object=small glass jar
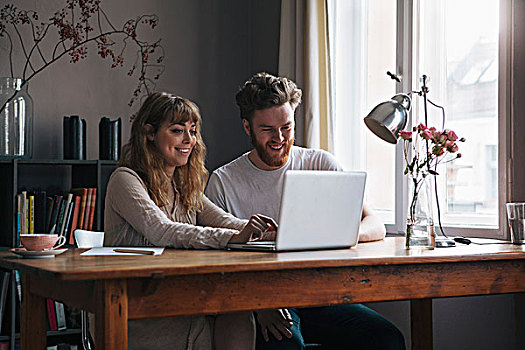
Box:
[406,170,435,250]
[0,77,33,158]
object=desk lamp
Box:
[364,72,456,248]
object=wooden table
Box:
[1,237,525,350]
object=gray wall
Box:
[0,0,280,171]
[1,1,523,349]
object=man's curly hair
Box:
[235,72,302,123]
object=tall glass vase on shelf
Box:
[406,170,435,250]
[0,78,33,159]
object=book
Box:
[63,115,86,160]
[59,193,74,237]
[68,196,81,244]
[65,305,80,329]
[21,191,27,234]
[83,188,94,230]
[48,195,63,234]
[29,194,34,234]
[16,194,23,246]
[99,117,121,160]
[71,188,88,230]
[45,196,54,233]
[55,196,69,236]
[34,190,47,232]
[87,188,97,230]
[46,299,58,331]
[0,272,10,333]
[55,302,67,331]
[62,200,75,242]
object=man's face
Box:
[243,102,295,170]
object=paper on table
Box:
[80,247,164,256]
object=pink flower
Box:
[432,145,444,156]
[400,130,412,140]
[446,141,459,153]
[416,123,428,131]
[445,129,458,141]
[431,132,442,144]
[420,129,432,140]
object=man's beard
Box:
[250,130,294,168]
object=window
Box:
[328,0,506,237]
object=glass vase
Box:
[406,171,435,249]
[0,77,33,159]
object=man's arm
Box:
[358,202,386,242]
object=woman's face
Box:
[148,119,197,171]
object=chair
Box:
[74,229,104,350]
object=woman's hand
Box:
[228,214,278,244]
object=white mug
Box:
[74,230,105,248]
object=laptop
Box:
[226,170,366,252]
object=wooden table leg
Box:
[411,298,433,350]
[94,279,128,350]
[21,273,47,350]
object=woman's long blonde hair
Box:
[120,92,208,214]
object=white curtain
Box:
[327,0,368,171]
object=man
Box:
[205,72,406,349]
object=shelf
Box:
[0,158,117,348]
[0,329,81,340]
[0,159,117,165]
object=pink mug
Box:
[20,234,66,251]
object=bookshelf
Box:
[0,159,117,350]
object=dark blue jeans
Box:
[255,305,406,350]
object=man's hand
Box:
[256,309,293,342]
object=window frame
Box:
[385,0,509,239]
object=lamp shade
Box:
[364,94,411,144]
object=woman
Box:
[104,92,276,350]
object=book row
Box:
[16,188,97,245]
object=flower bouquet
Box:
[400,123,464,249]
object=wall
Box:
[368,295,517,350]
[0,0,280,171]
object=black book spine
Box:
[48,195,63,233]
[34,190,47,233]
[63,116,71,160]
[70,115,82,160]
[99,117,109,160]
[71,115,80,159]
[81,117,86,160]
[111,117,121,160]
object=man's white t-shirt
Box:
[205,146,342,221]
